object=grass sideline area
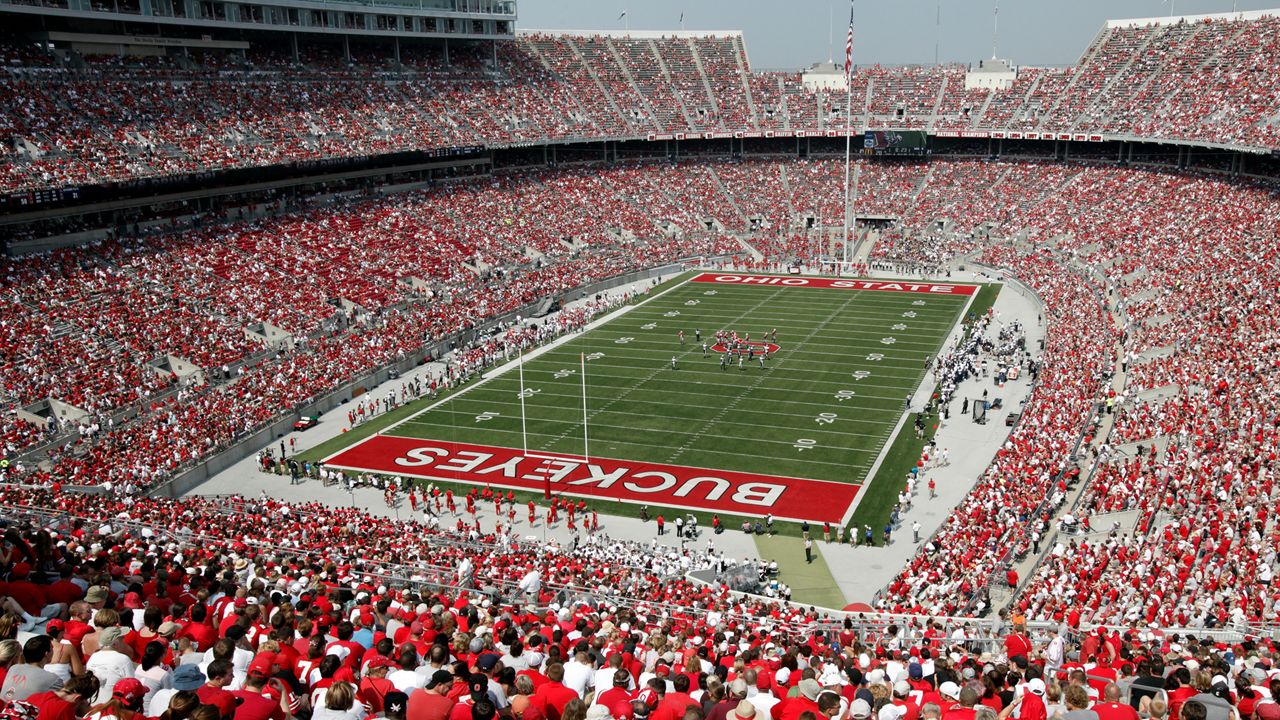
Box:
[296,273,992,539]
[846,281,1002,533]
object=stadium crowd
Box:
[0,489,1275,720]
[7,154,1280,631]
[5,13,1280,191]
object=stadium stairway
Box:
[687,39,723,128]
[602,38,664,133]
[646,39,699,129]
[707,166,751,227]
[997,259,1130,613]
[730,235,764,261]
[732,35,760,128]
[562,37,640,136]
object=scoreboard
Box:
[1,187,81,209]
[863,130,929,157]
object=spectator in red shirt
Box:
[181,604,217,652]
[942,688,979,720]
[408,670,458,720]
[595,670,635,712]
[1003,627,1033,663]
[197,659,240,718]
[358,657,398,713]
[533,664,585,720]
[6,563,57,620]
[1094,684,1139,720]
[43,568,83,608]
[230,669,287,720]
[27,674,99,720]
[1016,680,1049,720]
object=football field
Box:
[324,273,980,525]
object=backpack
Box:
[0,700,40,720]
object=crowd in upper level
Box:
[5,13,1280,192]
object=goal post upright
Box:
[581,351,590,464]
[518,346,528,457]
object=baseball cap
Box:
[247,654,277,678]
[367,656,395,671]
[908,663,923,680]
[98,626,126,647]
[635,688,659,709]
[939,682,961,699]
[173,664,206,691]
[426,670,452,689]
[798,679,821,701]
[468,673,488,698]
[894,681,912,697]
[879,706,907,720]
[850,699,873,719]
[1026,679,1046,696]
[476,654,500,672]
[84,585,108,604]
[384,691,408,715]
[113,678,148,703]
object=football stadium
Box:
[0,0,1277,718]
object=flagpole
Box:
[843,3,854,275]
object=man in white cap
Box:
[939,684,974,720]
[938,683,961,707]
[1021,679,1049,720]
[892,681,923,720]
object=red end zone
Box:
[323,435,859,523]
[691,272,978,295]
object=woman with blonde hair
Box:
[82,609,122,658]
[0,639,20,688]
[313,680,367,720]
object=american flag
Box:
[844,1,855,77]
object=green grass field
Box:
[368,275,977,518]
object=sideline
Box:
[837,285,981,528]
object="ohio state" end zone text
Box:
[691,273,978,295]
[322,436,858,523]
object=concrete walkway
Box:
[187,266,1046,611]
[811,268,1045,605]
